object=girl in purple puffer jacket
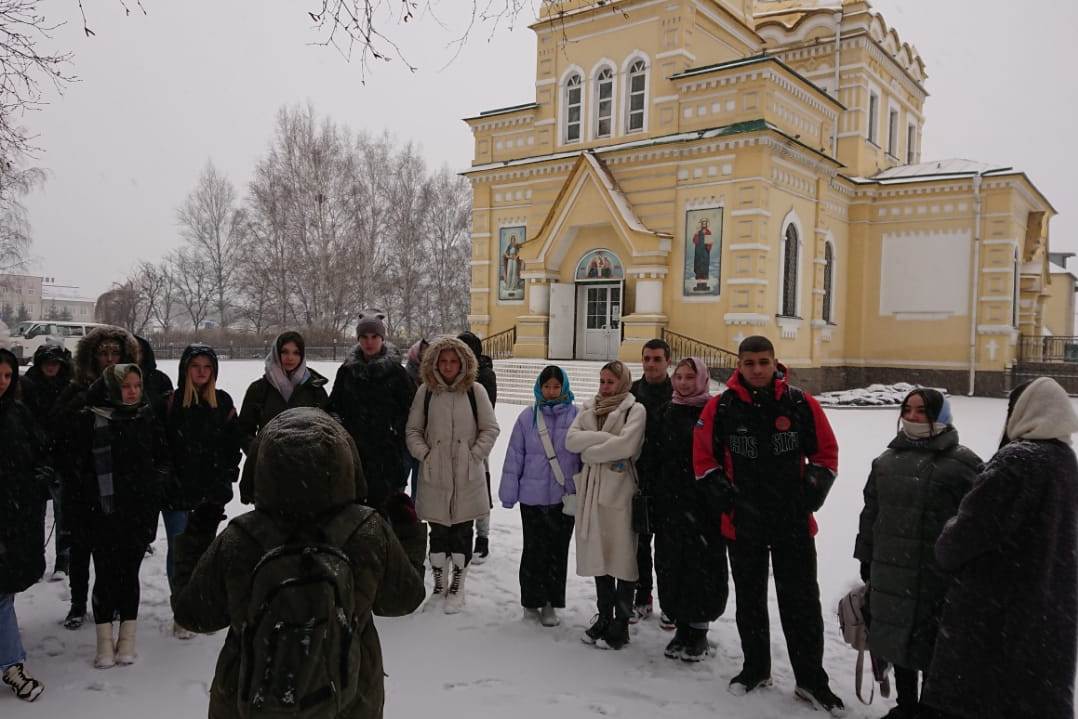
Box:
[499,366,580,628]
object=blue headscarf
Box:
[533,365,574,423]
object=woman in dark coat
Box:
[0,348,47,701]
[162,344,240,637]
[237,332,328,501]
[18,339,73,578]
[854,389,981,718]
[653,357,728,662]
[52,324,141,629]
[69,363,170,669]
[922,377,1078,719]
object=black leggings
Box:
[91,546,145,624]
[429,521,475,565]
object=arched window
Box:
[781,224,800,317]
[626,60,647,132]
[822,242,835,323]
[594,67,614,138]
[565,73,582,143]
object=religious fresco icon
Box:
[683,208,723,296]
[575,249,624,282]
[498,226,526,301]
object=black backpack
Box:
[232,505,376,718]
[422,385,477,427]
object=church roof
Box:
[872,159,1012,181]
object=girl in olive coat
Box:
[854,389,981,718]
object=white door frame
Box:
[574,282,623,361]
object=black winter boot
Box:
[63,603,86,630]
[680,626,710,662]
[584,576,616,645]
[599,617,630,650]
[664,625,689,659]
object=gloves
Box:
[804,464,836,512]
[700,469,736,519]
[860,560,872,583]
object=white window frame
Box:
[778,209,804,318]
[560,67,584,146]
[623,53,650,134]
[591,62,616,140]
[867,88,880,146]
[906,121,918,164]
[887,105,899,158]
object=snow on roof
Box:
[871,159,1012,180]
[581,153,671,239]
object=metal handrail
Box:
[482,326,517,359]
[661,329,739,370]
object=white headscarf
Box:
[264,339,310,403]
[1005,377,1078,446]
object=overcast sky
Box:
[20,0,1078,297]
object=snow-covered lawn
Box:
[6,360,1074,718]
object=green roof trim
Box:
[464,102,540,122]
[670,54,846,111]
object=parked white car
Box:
[9,320,108,364]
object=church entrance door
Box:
[575,283,621,361]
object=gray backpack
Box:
[233,505,375,718]
[837,582,891,705]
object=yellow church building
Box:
[463,0,1061,395]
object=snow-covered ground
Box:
[816,383,948,408]
[6,360,1075,718]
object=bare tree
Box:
[421,166,470,332]
[177,160,245,327]
[95,281,151,334]
[170,248,213,335]
[381,141,430,338]
[0,163,44,282]
[133,259,178,337]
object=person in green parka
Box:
[171,407,425,719]
[854,388,981,719]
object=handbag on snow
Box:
[536,406,575,517]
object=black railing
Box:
[482,326,516,360]
[1017,335,1078,364]
[153,343,347,362]
[661,329,739,372]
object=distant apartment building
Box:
[0,274,95,324]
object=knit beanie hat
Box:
[356,309,387,339]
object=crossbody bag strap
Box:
[535,406,567,488]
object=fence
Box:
[481,326,517,360]
[661,329,739,376]
[1016,335,1078,364]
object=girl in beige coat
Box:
[406,336,499,613]
[566,361,646,650]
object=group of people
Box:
[1,323,1076,719]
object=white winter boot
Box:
[444,553,469,615]
[94,623,115,669]
[115,620,138,665]
[426,553,447,609]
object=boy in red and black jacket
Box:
[693,336,846,716]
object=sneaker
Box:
[582,614,611,645]
[173,621,196,640]
[629,594,652,625]
[795,684,847,717]
[597,617,630,650]
[659,611,676,631]
[680,627,710,662]
[539,604,560,627]
[2,663,44,702]
[664,627,688,659]
[472,536,489,564]
[63,604,87,630]
[728,669,773,696]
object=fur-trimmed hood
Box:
[419,335,477,393]
[74,325,140,386]
[343,341,404,379]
